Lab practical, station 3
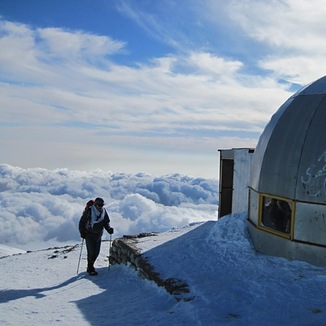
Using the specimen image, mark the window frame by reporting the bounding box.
[258,194,295,240]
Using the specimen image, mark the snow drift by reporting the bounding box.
[1,213,326,325]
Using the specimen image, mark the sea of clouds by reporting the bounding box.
[0,164,218,249]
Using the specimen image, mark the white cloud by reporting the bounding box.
[188,52,243,77]
[2,0,324,177]
[259,56,325,85]
[38,27,125,59]
[229,0,326,51]
[0,18,290,166]
[214,0,326,83]
[0,164,218,248]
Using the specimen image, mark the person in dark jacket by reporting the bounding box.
[79,197,114,275]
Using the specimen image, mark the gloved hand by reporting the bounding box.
[80,231,86,239]
[108,227,114,234]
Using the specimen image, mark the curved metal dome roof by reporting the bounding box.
[250,75,326,204]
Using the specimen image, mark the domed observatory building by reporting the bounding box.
[248,76,326,267]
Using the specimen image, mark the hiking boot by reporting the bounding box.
[87,266,98,276]
[87,269,98,276]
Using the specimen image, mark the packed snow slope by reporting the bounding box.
[1,213,326,326]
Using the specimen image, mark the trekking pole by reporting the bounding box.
[108,234,112,270]
[76,238,84,275]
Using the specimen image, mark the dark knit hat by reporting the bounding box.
[95,197,105,206]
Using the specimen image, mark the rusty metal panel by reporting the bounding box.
[248,222,326,266]
[250,80,326,204]
[294,202,326,246]
[250,75,326,204]
[257,95,322,198]
[296,95,326,203]
[248,76,326,266]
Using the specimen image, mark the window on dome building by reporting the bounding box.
[260,195,293,236]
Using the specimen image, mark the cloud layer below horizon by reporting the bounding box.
[0,164,218,250]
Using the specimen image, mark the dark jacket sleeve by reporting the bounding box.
[103,211,111,233]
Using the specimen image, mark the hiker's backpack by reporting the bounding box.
[85,199,95,210]
[83,199,95,230]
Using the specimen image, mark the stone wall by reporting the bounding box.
[109,233,193,302]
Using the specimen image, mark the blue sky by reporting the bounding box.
[0,0,325,178]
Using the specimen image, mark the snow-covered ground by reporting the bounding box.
[1,213,326,326]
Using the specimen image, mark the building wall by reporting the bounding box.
[219,148,254,217]
[232,149,254,214]
[247,76,326,267]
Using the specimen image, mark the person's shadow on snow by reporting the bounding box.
[0,274,84,303]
